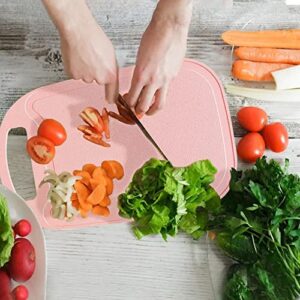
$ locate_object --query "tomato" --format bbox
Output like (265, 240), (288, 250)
(262, 122), (289, 153)
(237, 107), (268, 132)
(37, 119), (67, 146)
(26, 136), (55, 164)
(237, 132), (265, 163)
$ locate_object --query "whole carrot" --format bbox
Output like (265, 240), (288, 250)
(235, 47), (300, 65)
(222, 29), (300, 49)
(232, 60), (293, 82)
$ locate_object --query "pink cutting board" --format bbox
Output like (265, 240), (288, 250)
(0, 59), (237, 229)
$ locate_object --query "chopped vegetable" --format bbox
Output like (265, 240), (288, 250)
(102, 108), (110, 139)
(37, 119), (67, 146)
(222, 29), (300, 49)
(237, 133), (265, 163)
(80, 107), (104, 133)
(237, 107), (268, 132)
(262, 122), (289, 153)
(40, 170), (79, 220)
(235, 47), (300, 65)
(272, 65), (300, 90)
(87, 183), (106, 205)
(226, 84), (300, 102)
(118, 158), (220, 240)
(92, 206), (110, 217)
(232, 60), (292, 82)
(82, 164), (96, 176)
(0, 194), (14, 268)
(210, 157), (300, 299)
(101, 160), (124, 180)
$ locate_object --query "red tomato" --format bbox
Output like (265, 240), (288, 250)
(37, 119), (67, 146)
(237, 133), (265, 163)
(26, 136), (55, 164)
(262, 122), (289, 153)
(237, 107), (268, 132)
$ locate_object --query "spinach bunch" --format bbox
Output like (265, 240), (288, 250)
(210, 157), (300, 300)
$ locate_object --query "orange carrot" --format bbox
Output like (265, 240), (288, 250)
(72, 200), (80, 210)
(235, 47), (300, 64)
(82, 164), (96, 176)
(222, 29), (300, 49)
(232, 60), (293, 81)
(104, 176), (113, 195)
(99, 196), (111, 207)
(87, 183), (106, 205)
(90, 178), (100, 190)
(80, 209), (89, 218)
(74, 181), (91, 211)
(102, 108), (110, 139)
(92, 167), (107, 180)
(92, 205), (110, 217)
(101, 160), (124, 180)
(73, 171), (91, 187)
(71, 193), (78, 201)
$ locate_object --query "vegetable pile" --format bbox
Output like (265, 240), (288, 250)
(118, 158), (220, 240)
(236, 106), (288, 162)
(210, 157), (300, 299)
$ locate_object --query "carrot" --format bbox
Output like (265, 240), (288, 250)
(101, 160), (124, 180)
(104, 176), (113, 195)
(82, 164), (96, 176)
(74, 181), (91, 211)
(99, 196), (111, 207)
(102, 108), (110, 139)
(234, 47), (300, 65)
(71, 193), (78, 201)
(73, 171), (91, 187)
(222, 29), (300, 49)
(80, 209), (89, 218)
(89, 178), (100, 190)
(92, 205), (110, 217)
(87, 183), (106, 205)
(232, 60), (293, 82)
(72, 200), (80, 210)
(92, 167), (107, 180)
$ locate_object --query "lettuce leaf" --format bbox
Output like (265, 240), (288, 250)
(0, 194), (13, 267)
(118, 158), (219, 240)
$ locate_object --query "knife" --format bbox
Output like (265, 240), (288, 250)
(117, 94), (170, 162)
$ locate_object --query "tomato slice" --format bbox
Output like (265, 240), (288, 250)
(83, 134), (110, 147)
(80, 107), (104, 133)
(26, 136), (55, 164)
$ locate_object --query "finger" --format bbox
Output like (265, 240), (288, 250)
(126, 70), (145, 108)
(135, 85), (157, 115)
(146, 84), (169, 115)
(105, 68), (119, 104)
(82, 77), (94, 84)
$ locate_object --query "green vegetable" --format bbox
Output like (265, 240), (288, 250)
(118, 158), (220, 240)
(0, 193), (14, 267)
(210, 157), (300, 299)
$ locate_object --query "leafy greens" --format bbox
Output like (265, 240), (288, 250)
(209, 157), (300, 300)
(118, 158), (220, 240)
(0, 193), (13, 267)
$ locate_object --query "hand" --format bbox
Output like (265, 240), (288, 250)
(42, 0), (119, 104)
(60, 21), (118, 103)
(127, 0), (192, 115)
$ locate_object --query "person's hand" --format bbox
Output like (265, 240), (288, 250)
(127, 0), (192, 115)
(60, 21), (118, 104)
(42, 0), (118, 104)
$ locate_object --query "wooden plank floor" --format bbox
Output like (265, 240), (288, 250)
(1, 1), (300, 299)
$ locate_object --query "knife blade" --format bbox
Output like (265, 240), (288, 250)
(117, 94), (170, 162)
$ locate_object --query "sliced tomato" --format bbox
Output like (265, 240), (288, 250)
(37, 119), (67, 146)
(102, 108), (110, 139)
(26, 136), (55, 164)
(83, 134), (110, 147)
(80, 107), (104, 133)
(108, 111), (133, 125)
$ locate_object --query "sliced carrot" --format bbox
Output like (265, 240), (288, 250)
(234, 47), (300, 65)
(82, 163), (97, 176)
(92, 205), (110, 217)
(102, 160), (124, 180)
(232, 60), (293, 82)
(102, 108), (110, 139)
(72, 200), (80, 210)
(73, 170), (82, 176)
(89, 178), (99, 190)
(104, 176), (113, 195)
(74, 171), (91, 187)
(71, 193), (78, 201)
(80, 209), (89, 218)
(74, 181), (91, 211)
(87, 183), (106, 205)
(100, 196), (111, 207)
(92, 167), (107, 180)
(222, 29), (300, 49)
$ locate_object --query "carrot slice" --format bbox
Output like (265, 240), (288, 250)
(72, 200), (80, 210)
(71, 193), (78, 201)
(90, 178), (100, 190)
(104, 176), (113, 195)
(74, 181), (91, 211)
(82, 164), (96, 176)
(80, 209), (89, 218)
(100, 196), (111, 207)
(92, 167), (107, 180)
(74, 171), (91, 187)
(102, 108), (110, 139)
(102, 160), (124, 180)
(87, 183), (106, 205)
(92, 205), (110, 217)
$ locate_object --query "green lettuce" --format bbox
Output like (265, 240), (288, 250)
(118, 158), (220, 240)
(0, 194), (14, 267)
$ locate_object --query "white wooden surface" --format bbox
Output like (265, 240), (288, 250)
(1, 1), (300, 299)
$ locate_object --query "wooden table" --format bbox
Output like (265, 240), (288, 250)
(1, 1), (300, 299)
